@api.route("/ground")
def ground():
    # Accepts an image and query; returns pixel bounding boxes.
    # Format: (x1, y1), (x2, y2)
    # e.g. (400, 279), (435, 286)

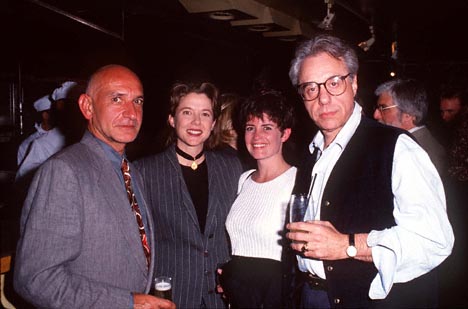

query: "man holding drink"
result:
(287, 34), (454, 308)
(14, 65), (175, 309)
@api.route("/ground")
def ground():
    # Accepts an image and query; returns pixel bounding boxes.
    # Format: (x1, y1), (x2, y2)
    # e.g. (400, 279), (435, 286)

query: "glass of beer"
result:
(154, 276), (172, 300)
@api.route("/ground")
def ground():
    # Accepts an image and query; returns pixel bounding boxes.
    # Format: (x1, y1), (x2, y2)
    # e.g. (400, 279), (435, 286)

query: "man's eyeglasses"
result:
(297, 73), (351, 101)
(375, 104), (398, 112)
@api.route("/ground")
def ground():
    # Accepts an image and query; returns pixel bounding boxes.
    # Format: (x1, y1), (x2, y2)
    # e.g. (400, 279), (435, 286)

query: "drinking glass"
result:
(289, 193), (310, 223)
(153, 276), (172, 300)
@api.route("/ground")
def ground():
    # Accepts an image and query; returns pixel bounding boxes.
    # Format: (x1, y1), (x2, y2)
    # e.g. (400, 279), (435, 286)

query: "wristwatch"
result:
(346, 233), (357, 258)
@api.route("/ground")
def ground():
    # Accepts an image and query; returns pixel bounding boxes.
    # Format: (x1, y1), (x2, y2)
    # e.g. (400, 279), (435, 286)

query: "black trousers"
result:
(220, 255), (283, 309)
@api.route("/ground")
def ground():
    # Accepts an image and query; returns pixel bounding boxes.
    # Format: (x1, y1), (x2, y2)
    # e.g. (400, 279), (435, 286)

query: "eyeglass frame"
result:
(297, 73), (352, 101)
(375, 104), (398, 112)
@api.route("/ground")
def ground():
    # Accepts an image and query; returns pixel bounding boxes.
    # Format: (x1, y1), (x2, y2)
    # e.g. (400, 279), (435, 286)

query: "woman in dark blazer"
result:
(135, 82), (243, 308)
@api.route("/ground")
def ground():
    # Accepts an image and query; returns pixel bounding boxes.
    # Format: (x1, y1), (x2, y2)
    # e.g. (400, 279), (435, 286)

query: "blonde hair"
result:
(208, 93), (240, 150)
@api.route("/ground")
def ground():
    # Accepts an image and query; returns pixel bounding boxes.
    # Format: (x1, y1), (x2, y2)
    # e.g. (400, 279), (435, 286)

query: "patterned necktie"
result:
(121, 158), (151, 268)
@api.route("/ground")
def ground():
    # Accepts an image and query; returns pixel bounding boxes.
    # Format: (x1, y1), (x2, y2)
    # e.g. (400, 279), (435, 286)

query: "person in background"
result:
(440, 87), (465, 124)
(374, 78), (446, 176)
(16, 95), (54, 170)
(14, 64), (175, 309)
(438, 90), (468, 307)
(135, 81), (243, 308)
(286, 34), (453, 308)
(209, 93), (240, 153)
(16, 81), (77, 183)
(209, 92), (254, 169)
(221, 90), (296, 308)
(436, 86), (467, 150)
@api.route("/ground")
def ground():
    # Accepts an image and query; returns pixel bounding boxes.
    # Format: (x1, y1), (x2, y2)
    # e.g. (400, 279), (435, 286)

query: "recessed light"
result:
(247, 25), (271, 32)
(209, 11), (235, 21)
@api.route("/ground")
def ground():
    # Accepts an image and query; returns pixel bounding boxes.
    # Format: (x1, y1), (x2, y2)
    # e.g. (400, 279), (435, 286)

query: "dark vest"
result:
(296, 116), (438, 308)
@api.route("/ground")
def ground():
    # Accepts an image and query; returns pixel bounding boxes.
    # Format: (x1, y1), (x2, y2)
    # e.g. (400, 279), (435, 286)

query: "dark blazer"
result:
(135, 145), (243, 308)
(411, 126), (447, 176)
(14, 132), (155, 308)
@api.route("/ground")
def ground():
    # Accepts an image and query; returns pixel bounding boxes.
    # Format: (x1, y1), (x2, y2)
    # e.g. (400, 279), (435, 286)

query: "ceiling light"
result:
(209, 11), (235, 21)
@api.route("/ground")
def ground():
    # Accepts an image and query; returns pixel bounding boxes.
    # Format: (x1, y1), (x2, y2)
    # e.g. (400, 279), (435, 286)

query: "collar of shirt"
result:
(35, 122), (48, 134)
(408, 125), (425, 133)
(309, 102), (362, 154)
(87, 131), (126, 170)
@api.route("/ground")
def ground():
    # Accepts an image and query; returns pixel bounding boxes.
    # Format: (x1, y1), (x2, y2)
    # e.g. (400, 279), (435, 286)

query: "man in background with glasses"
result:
(374, 78), (446, 176)
(286, 34), (453, 308)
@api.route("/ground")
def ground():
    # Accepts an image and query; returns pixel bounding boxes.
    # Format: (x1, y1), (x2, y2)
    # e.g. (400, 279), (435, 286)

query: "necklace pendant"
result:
(191, 161), (198, 170)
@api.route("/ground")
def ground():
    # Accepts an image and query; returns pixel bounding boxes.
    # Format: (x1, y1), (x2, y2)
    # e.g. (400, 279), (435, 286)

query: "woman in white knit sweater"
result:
(222, 90), (296, 308)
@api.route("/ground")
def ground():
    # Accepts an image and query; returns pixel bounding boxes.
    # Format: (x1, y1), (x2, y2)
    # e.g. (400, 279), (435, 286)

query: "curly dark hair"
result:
(239, 89), (295, 132)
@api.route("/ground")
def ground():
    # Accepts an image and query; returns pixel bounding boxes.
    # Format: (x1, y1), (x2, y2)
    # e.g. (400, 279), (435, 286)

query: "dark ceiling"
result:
(3, 0), (468, 144)
(5, 0), (468, 82)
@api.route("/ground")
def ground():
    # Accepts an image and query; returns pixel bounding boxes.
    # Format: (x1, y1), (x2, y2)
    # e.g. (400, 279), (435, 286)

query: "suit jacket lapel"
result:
(81, 134), (149, 275)
(132, 167), (155, 292)
(204, 152), (221, 237)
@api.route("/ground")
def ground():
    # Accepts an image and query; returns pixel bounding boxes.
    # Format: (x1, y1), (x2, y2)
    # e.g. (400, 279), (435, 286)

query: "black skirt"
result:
(220, 255), (283, 309)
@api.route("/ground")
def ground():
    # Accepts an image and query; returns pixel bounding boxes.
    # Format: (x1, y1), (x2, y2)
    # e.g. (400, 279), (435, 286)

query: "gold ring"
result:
(301, 242), (309, 253)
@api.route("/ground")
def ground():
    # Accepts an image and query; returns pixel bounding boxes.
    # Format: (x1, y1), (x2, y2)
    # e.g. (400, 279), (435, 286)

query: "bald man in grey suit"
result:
(14, 65), (175, 309)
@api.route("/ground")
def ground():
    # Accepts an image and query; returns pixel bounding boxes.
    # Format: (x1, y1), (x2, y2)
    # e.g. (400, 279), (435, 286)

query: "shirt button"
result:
(334, 298), (341, 304)
(326, 265), (334, 272)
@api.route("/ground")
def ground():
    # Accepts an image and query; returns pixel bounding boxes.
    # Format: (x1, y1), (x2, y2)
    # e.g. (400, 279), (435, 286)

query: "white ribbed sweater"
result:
(226, 167), (297, 261)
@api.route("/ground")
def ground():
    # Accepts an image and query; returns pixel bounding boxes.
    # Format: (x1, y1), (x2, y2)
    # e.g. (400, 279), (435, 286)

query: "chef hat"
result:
(33, 95), (52, 112)
(51, 81), (78, 101)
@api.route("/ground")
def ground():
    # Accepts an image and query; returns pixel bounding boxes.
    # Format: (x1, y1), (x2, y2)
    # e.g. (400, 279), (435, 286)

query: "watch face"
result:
(346, 246), (357, 257)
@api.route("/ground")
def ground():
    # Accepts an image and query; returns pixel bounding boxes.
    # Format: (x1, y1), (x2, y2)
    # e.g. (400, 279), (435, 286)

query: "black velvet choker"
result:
(175, 145), (204, 170)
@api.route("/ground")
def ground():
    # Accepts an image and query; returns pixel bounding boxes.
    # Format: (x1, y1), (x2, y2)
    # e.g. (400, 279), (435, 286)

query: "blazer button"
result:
(204, 250), (209, 257)
(326, 265), (334, 272)
(208, 234), (214, 239)
(204, 270), (209, 275)
(334, 298), (341, 304)
(208, 289), (214, 294)
(324, 200), (331, 206)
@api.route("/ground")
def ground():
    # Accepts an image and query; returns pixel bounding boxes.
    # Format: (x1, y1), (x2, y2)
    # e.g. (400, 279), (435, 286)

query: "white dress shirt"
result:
(297, 103), (454, 299)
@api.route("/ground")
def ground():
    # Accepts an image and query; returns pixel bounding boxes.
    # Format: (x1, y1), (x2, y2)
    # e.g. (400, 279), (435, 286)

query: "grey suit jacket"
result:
(412, 126), (447, 176)
(14, 131), (155, 308)
(135, 145), (243, 309)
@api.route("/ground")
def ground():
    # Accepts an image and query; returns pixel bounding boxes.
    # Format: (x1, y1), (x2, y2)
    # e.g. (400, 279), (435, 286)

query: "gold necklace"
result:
(175, 145), (204, 170)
